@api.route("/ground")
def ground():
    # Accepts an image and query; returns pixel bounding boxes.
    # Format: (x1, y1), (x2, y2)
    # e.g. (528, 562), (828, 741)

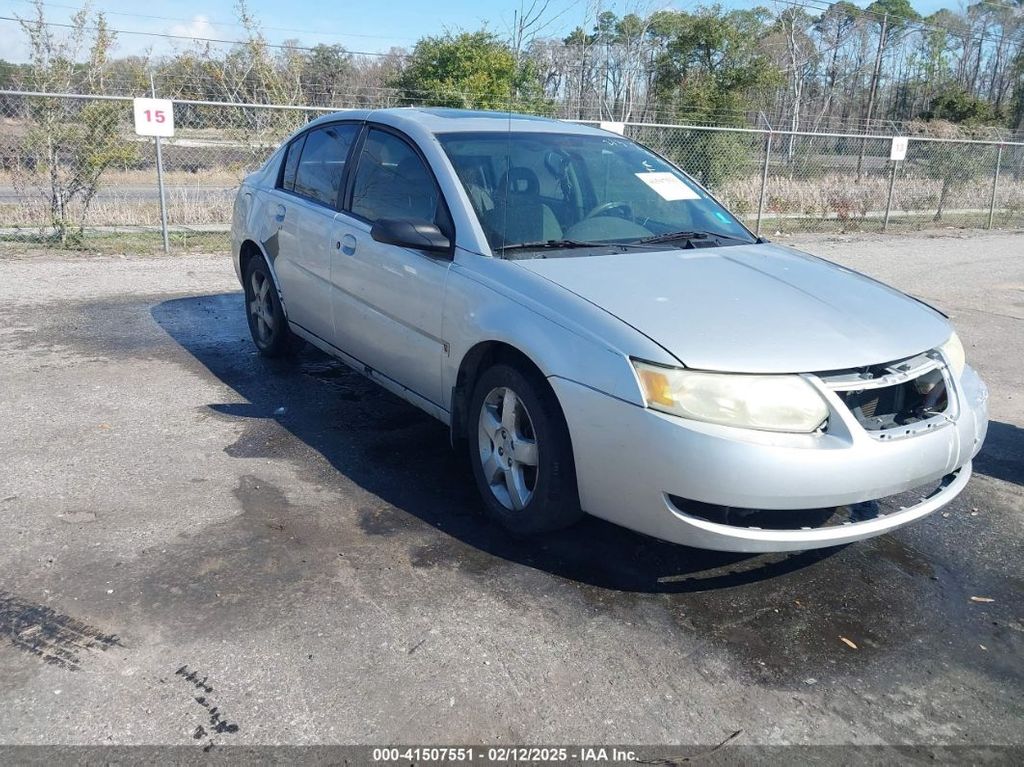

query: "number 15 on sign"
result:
(133, 97), (175, 137)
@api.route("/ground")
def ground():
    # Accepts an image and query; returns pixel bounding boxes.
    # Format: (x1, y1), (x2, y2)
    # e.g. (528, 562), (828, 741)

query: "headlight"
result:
(632, 360), (829, 433)
(939, 332), (965, 378)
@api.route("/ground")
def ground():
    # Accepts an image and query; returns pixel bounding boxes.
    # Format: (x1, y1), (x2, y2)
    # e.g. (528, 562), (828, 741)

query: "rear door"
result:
(329, 126), (453, 407)
(267, 123), (359, 342)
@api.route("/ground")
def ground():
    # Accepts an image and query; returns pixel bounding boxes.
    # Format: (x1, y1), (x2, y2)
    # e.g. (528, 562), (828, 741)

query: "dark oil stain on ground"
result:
(175, 664), (240, 751)
(0, 591), (121, 671)
(119, 474), (355, 635)
(176, 664), (215, 693)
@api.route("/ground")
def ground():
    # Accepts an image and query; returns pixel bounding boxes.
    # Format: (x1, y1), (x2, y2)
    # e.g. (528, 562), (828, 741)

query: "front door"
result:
(329, 127), (452, 408)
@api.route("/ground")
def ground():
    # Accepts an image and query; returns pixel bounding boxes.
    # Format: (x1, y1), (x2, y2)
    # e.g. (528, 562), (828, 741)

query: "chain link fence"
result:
(2, 90), (1022, 252)
(621, 123), (1024, 235)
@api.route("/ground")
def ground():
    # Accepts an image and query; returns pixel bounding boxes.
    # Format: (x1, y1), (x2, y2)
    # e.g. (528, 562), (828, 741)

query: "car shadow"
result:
(974, 420), (1024, 487)
(152, 292), (840, 595)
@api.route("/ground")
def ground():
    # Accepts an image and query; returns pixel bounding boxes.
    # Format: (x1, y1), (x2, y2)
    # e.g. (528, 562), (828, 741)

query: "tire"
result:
(468, 362), (583, 535)
(243, 254), (293, 358)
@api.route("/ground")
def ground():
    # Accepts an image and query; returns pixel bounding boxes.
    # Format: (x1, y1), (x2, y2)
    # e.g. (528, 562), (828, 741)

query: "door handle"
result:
(339, 233), (357, 256)
(274, 204), (286, 223)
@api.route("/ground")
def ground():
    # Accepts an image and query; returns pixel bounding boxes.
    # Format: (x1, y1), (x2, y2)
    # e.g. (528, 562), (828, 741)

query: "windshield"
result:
(437, 131), (756, 255)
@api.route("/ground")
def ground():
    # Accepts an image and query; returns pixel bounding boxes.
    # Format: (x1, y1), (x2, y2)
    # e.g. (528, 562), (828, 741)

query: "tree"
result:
(1011, 44), (1024, 132)
(812, 1), (862, 126)
(915, 84), (999, 220)
(769, 7), (818, 162)
(301, 44), (353, 107)
(856, 0), (921, 178)
(391, 31), (547, 111)
(16, 0), (137, 245)
(651, 6), (779, 124)
(650, 6), (780, 186)
(925, 87), (997, 124)
(913, 121), (991, 221)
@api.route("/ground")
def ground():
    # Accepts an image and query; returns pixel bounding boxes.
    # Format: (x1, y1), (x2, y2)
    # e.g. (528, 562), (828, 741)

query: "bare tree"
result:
(16, 0), (137, 245)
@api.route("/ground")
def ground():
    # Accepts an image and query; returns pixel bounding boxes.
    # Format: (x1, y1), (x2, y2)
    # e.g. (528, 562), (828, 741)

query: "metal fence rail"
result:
(1, 89), (1022, 251)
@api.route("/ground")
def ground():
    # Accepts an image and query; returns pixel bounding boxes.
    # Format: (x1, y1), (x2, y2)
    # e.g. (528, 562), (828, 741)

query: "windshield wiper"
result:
(637, 229), (752, 245)
(500, 239), (647, 253)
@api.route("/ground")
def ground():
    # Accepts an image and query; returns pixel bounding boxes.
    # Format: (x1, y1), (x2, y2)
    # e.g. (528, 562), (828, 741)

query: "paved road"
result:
(0, 230), (1021, 751)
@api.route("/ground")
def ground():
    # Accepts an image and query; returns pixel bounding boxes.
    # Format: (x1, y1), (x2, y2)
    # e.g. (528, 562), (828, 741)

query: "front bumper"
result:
(551, 365), (988, 552)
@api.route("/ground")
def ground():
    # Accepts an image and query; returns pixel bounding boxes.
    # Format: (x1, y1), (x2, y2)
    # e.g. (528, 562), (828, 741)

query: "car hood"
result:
(515, 243), (951, 373)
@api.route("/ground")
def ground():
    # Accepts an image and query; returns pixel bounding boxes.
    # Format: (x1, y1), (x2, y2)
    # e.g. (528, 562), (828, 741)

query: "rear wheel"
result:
(468, 363), (583, 535)
(243, 254), (293, 357)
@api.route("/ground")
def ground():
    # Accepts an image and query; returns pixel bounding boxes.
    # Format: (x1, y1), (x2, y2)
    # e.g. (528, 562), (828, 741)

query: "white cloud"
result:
(168, 15), (217, 42)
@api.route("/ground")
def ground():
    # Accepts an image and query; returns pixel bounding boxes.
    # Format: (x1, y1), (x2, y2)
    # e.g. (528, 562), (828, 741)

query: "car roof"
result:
(300, 107), (608, 138)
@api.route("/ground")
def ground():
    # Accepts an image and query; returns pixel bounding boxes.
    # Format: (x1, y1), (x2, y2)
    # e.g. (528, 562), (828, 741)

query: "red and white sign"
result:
(133, 97), (175, 137)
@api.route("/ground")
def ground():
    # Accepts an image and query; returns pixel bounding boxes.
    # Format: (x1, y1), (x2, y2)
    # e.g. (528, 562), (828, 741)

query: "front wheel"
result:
(243, 254), (293, 357)
(468, 363), (583, 535)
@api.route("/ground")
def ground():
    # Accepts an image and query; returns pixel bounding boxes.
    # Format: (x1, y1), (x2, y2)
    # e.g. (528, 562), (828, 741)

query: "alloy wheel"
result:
(477, 386), (540, 511)
(249, 269), (275, 344)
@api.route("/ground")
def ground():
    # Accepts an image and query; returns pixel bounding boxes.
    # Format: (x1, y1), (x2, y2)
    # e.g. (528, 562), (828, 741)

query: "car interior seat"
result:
(487, 167), (562, 247)
(394, 156), (438, 221)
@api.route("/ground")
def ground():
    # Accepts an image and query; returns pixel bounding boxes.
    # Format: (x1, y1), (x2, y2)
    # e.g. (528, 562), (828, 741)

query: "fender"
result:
(441, 255), (677, 412)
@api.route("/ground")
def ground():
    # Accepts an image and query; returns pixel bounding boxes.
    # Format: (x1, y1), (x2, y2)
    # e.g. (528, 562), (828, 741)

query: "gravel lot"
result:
(0, 230), (1021, 751)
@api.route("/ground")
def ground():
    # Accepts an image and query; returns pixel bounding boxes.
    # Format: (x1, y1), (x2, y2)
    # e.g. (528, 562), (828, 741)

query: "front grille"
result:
(668, 473), (954, 531)
(818, 352), (952, 437)
(835, 375), (947, 431)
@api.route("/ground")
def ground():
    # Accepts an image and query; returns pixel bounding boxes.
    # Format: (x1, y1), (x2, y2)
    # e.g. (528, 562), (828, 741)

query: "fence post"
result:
(150, 73), (170, 254)
(883, 159), (898, 232)
(756, 131), (772, 237)
(988, 144), (1003, 230)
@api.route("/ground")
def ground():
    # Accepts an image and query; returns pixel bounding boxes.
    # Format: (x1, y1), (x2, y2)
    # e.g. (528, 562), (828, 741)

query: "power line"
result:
(2, 0), (423, 42)
(0, 14), (411, 58)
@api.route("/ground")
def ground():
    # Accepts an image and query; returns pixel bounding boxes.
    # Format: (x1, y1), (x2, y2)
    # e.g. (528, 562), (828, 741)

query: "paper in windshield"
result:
(635, 172), (700, 201)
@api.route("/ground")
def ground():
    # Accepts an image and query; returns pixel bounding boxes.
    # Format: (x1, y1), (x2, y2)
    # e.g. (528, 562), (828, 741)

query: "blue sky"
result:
(0, 0), (968, 64)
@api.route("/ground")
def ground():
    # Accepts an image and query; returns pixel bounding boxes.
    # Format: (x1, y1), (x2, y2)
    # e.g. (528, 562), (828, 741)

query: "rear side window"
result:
(279, 134), (305, 191)
(292, 124), (358, 208)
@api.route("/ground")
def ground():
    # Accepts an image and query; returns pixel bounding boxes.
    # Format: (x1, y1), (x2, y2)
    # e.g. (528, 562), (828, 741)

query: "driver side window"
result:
(349, 129), (450, 235)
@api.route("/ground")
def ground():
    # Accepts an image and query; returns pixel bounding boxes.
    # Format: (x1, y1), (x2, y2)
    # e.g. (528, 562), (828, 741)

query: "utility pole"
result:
(857, 12), (888, 181)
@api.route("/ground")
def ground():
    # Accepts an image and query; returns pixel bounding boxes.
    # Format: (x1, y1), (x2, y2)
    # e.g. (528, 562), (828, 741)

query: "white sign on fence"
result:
(599, 121), (625, 135)
(890, 136), (908, 161)
(133, 97), (175, 137)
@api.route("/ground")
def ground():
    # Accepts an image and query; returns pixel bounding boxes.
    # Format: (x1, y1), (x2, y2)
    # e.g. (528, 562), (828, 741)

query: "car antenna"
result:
(502, 98), (513, 256)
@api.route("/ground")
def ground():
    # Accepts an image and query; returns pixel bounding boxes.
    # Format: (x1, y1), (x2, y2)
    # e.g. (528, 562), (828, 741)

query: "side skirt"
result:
(288, 322), (451, 427)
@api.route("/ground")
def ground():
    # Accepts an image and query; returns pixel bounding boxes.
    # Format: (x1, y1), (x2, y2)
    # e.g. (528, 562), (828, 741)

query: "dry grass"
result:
(1, 185), (234, 228)
(718, 173), (1024, 230)
(3, 166), (1023, 232)
(0, 166), (243, 188)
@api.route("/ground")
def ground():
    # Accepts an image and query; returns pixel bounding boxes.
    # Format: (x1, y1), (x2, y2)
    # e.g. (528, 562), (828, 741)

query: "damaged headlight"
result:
(632, 360), (829, 433)
(938, 332), (965, 378)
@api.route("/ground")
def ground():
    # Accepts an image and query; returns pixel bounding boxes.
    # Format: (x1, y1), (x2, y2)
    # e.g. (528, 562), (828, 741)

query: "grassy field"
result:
(2, 165), (1022, 246)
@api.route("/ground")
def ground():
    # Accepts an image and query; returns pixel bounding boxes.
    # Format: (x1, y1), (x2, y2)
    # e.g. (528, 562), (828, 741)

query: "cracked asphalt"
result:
(0, 229), (1021, 750)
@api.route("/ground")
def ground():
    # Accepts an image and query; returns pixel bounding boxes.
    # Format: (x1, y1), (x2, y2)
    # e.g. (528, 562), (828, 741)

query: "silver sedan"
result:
(231, 108), (988, 552)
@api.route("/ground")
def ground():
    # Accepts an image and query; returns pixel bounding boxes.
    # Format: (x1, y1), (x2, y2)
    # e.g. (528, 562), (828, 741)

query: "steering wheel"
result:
(584, 201), (633, 221)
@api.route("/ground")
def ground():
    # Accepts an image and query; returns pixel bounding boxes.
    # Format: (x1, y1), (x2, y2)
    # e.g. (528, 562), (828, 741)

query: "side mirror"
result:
(370, 218), (451, 254)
